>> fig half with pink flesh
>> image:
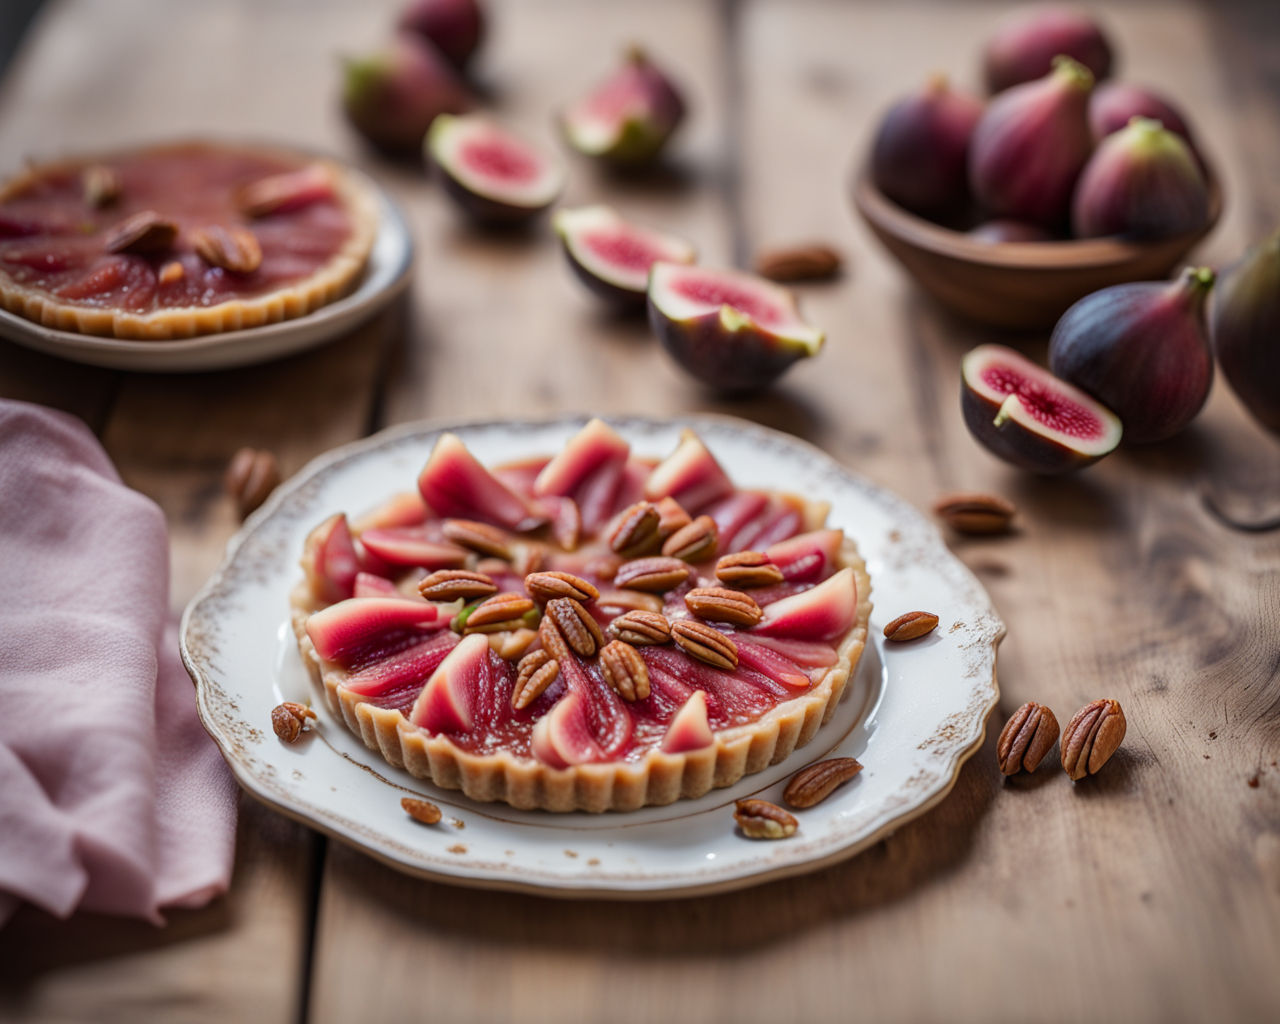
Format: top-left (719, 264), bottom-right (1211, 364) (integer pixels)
top-left (427, 113), bottom-right (566, 226)
top-left (752, 567), bottom-right (857, 642)
top-left (553, 206), bottom-right (694, 308)
top-left (307, 597), bottom-right (448, 664)
top-left (962, 344), bottom-right (1122, 472)
top-left (418, 432), bottom-right (546, 531)
top-left (562, 46), bottom-right (686, 166)
top-left (642, 428), bottom-right (734, 513)
top-left (648, 262), bottom-right (824, 392)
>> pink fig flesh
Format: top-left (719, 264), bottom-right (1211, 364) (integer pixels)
top-left (398, 0), bottom-right (484, 70)
top-left (531, 692), bottom-right (604, 767)
top-left (744, 634), bottom-right (839, 669)
top-left (562, 46), bottom-right (686, 165)
top-left (359, 526), bottom-right (470, 569)
top-left (307, 597), bottom-right (448, 664)
top-left (302, 513), bottom-right (360, 603)
top-left (703, 490), bottom-right (769, 555)
top-left (729, 497), bottom-right (802, 553)
top-left (418, 432), bottom-right (545, 531)
top-left (659, 690), bottom-right (713, 753)
top-left (1210, 229), bottom-right (1280, 435)
top-left (352, 572), bottom-right (403, 598)
top-left (553, 206), bottom-right (695, 307)
top-left (728, 636), bottom-right (811, 691)
top-left (344, 630), bottom-right (459, 700)
top-left (765, 529), bottom-right (844, 582)
top-left (983, 5), bottom-right (1113, 94)
top-left (752, 567), bottom-right (857, 642)
top-left (534, 418), bottom-right (630, 533)
top-left (643, 428), bottom-right (735, 513)
top-left (410, 632), bottom-right (491, 733)
top-left (350, 491), bottom-right (429, 534)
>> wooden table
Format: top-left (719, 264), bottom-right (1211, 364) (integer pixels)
top-left (2, 1), bottom-right (1278, 1020)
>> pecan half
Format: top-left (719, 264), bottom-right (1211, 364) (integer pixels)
top-left (545, 597), bottom-right (604, 657)
top-left (442, 519), bottom-right (512, 560)
top-left (672, 620), bottom-right (738, 669)
top-left (997, 701), bottom-right (1061, 775)
top-left (419, 569), bottom-right (497, 601)
top-left (715, 550), bottom-right (784, 588)
top-left (608, 610), bottom-right (672, 646)
top-left (498, 627), bottom-right (538, 661)
top-left (192, 224), bottom-right (263, 273)
top-left (609, 501), bottom-right (661, 558)
top-left (595, 588), bottom-right (665, 614)
top-left (783, 758), bottom-right (864, 808)
top-left (614, 556), bottom-right (691, 593)
top-left (662, 515), bottom-right (718, 562)
top-left (82, 164), bottom-right (121, 208)
top-left (883, 610), bottom-right (940, 642)
top-left (685, 586), bottom-right (764, 628)
top-left (513, 650), bottom-right (559, 709)
top-left (1061, 699), bottom-right (1126, 781)
top-left (655, 496), bottom-right (692, 540)
top-left (464, 592), bottom-right (536, 631)
top-left (933, 492), bottom-right (1017, 535)
top-left (538, 614), bottom-right (571, 662)
top-left (271, 702), bottom-right (315, 743)
top-left (103, 210), bottom-right (178, 254)
top-left (525, 570), bottom-right (599, 604)
top-left (734, 799), bottom-right (798, 839)
top-left (224, 446), bottom-right (280, 520)
top-left (599, 640), bottom-right (650, 702)
top-left (401, 797), bottom-right (442, 825)
top-left (755, 242), bottom-right (842, 282)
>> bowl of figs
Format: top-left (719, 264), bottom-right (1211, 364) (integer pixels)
top-left (852, 5), bottom-right (1221, 330)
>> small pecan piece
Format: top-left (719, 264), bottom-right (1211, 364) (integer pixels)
top-left (685, 586), bottom-right (764, 628)
top-left (465, 592), bottom-right (536, 631)
top-left (933, 492), bottom-right (1017, 535)
top-left (1061, 699), bottom-right (1126, 781)
top-left (525, 570), bottom-right (599, 604)
top-left (655, 496), bottom-right (692, 540)
top-left (599, 640), bottom-right (650, 702)
top-left (192, 224), bottom-right (263, 273)
top-left (883, 610), bottom-right (940, 642)
top-left (224, 446), bottom-right (281, 520)
top-left (442, 519), bottom-right (512, 560)
top-left (755, 242), bottom-right (842, 282)
top-left (672, 620), bottom-right (738, 669)
top-left (401, 797), bottom-right (442, 825)
top-left (715, 550), bottom-right (784, 588)
top-left (614, 556), bottom-right (691, 593)
top-left (419, 569), bottom-right (497, 601)
top-left (662, 515), bottom-right (718, 562)
top-left (545, 597), bottom-right (604, 657)
top-left (784, 757), bottom-right (864, 808)
top-left (158, 260), bottom-right (185, 285)
top-left (734, 799), bottom-right (798, 839)
top-left (609, 501), bottom-right (662, 558)
top-left (103, 210), bottom-right (178, 254)
top-left (271, 702), bottom-right (315, 743)
top-left (608, 610), bottom-right (672, 646)
top-left (498, 627), bottom-right (538, 661)
top-left (82, 164), bottom-right (121, 208)
top-left (513, 649), bottom-right (559, 709)
top-left (997, 701), bottom-right (1061, 775)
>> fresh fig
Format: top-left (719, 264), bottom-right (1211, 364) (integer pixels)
top-left (562, 46), bottom-right (686, 166)
top-left (659, 690), bottom-right (713, 753)
top-left (418, 432), bottom-right (546, 531)
top-left (642, 428), bottom-right (734, 514)
top-left (968, 56), bottom-right (1095, 229)
top-left (962, 344), bottom-right (1122, 472)
top-left (1089, 81), bottom-right (1193, 149)
top-left (553, 205), bottom-right (695, 308)
top-left (1048, 268), bottom-right (1215, 443)
top-left (534, 417), bottom-right (630, 534)
top-left (1210, 229), bottom-right (1280, 434)
top-left (647, 262), bottom-right (824, 392)
top-left (427, 114), bottom-right (566, 226)
top-left (301, 513), bottom-right (360, 603)
top-left (399, 0), bottom-right (484, 71)
top-left (983, 5), bottom-right (1113, 94)
top-left (871, 75), bottom-right (984, 219)
top-left (1071, 117), bottom-right (1208, 240)
top-left (343, 34), bottom-right (476, 155)
top-left (967, 220), bottom-right (1057, 243)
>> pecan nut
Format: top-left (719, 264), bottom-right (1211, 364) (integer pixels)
top-left (883, 610), bottom-right (940, 642)
top-left (783, 757), bottom-right (864, 808)
top-left (538, 614), bottom-right (571, 662)
top-left (595, 589), bottom-right (665, 614)
top-left (419, 569), bottom-right (498, 601)
top-left (103, 210), bottom-right (178, 254)
top-left (192, 224), bottom-right (263, 273)
top-left (525, 570), bottom-right (599, 604)
top-left (513, 649), bottom-right (559, 709)
top-left (614, 556), bottom-right (691, 593)
top-left (497, 627), bottom-right (538, 661)
top-left (224, 446), bottom-right (280, 520)
top-left (271, 702), bottom-right (316, 743)
top-left (599, 640), bottom-right (650, 702)
top-left (1061, 699), bottom-right (1126, 781)
top-left (82, 164), bottom-right (121, 208)
top-left (733, 799), bottom-right (798, 839)
top-left (607, 610), bottom-right (672, 646)
top-left (442, 519), bottom-right (512, 560)
top-left (685, 586), bottom-right (763, 628)
top-left (545, 597), bottom-right (605, 657)
top-left (662, 515), bottom-right (718, 562)
top-left (755, 242), bottom-right (842, 282)
top-left (401, 797), bottom-right (442, 825)
top-left (671, 620), bottom-right (738, 669)
top-left (715, 551), bottom-right (784, 588)
top-left (933, 492), bottom-right (1017, 535)
top-left (464, 592), bottom-right (536, 632)
top-left (609, 501), bottom-right (661, 558)
top-left (655, 496), bottom-right (692, 540)
top-left (996, 701), bottom-right (1061, 775)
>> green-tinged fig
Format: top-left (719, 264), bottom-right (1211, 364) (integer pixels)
top-left (983, 5), bottom-right (1114, 94)
top-left (427, 113), bottom-right (566, 225)
top-left (553, 205), bottom-right (695, 308)
top-left (969, 56), bottom-right (1095, 229)
top-left (962, 344), bottom-right (1122, 473)
top-left (871, 75), bottom-right (984, 219)
top-left (562, 46), bottom-right (686, 165)
top-left (1089, 81), bottom-right (1194, 150)
top-left (1072, 117), bottom-right (1208, 240)
top-left (1210, 229), bottom-right (1280, 434)
top-left (1049, 267), bottom-right (1215, 443)
top-left (399, 0), bottom-right (485, 71)
top-left (967, 219), bottom-right (1057, 243)
top-left (647, 262), bottom-right (823, 393)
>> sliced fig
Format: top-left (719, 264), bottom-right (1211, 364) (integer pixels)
top-left (644, 648), bottom-right (781, 724)
top-left (765, 529), bottom-right (843, 583)
top-left (343, 630), bottom-right (459, 699)
top-left (659, 690), bottom-right (713, 753)
top-left (729, 636), bottom-right (811, 691)
top-left (643, 428), bottom-right (735, 514)
top-left (962, 344), bottom-right (1122, 471)
top-left (1210, 229), bottom-right (1280, 435)
top-left (533, 418), bottom-right (630, 534)
top-left (648, 262), bottom-right (824, 392)
top-left (702, 491), bottom-right (769, 555)
top-left (744, 634), bottom-right (839, 669)
top-left (553, 206), bottom-right (695, 308)
top-left (410, 632), bottom-right (491, 733)
top-left (562, 46), bottom-right (686, 165)
top-left (752, 567), bottom-right (857, 642)
top-left (353, 572), bottom-right (403, 598)
top-left (418, 432), bottom-right (545, 531)
top-left (427, 113), bottom-right (566, 226)
top-left (983, 5), bottom-right (1113, 94)
top-left (359, 526), bottom-right (469, 569)
top-left (301, 513), bottom-right (360, 603)
top-left (734, 499), bottom-right (802, 551)
top-left (398, 0), bottom-right (485, 71)
top-left (531, 692), bottom-right (604, 767)
top-left (307, 597), bottom-right (448, 664)
top-left (350, 492), bottom-right (429, 534)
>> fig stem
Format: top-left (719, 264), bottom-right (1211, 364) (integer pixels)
top-left (992, 394), bottom-right (1019, 429)
top-left (1051, 54), bottom-right (1095, 91)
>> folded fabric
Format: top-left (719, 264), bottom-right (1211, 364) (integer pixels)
top-left (0, 399), bottom-right (237, 927)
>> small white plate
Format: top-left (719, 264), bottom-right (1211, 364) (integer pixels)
top-left (0, 170), bottom-right (412, 373)
top-left (181, 416), bottom-right (1003, 898)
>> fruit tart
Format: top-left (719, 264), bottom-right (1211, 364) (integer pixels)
top-left (290, 420), bottom-right (872, 812)
top-left (0, 142), bottom-right (378, 339)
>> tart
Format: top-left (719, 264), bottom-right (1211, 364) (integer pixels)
top-left (290, 420), bottom-right (871, 812)
top-left (0, 142), bottom-right (379, 339)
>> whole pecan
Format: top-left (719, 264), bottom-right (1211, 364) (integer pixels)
top-left (599, 640), bottom-right (650, 702)
top-left (933, 492), bottom-right (1017, 535)
top-left (685, 587), bottom-right (763, 628)
top-left (82, 164), bottom-right (121, 208)
top-left (655, 496), bottom-right (692, 540)
top-left (401, 797), bottom-right (442, 825)
top-left (608, 610), bottom-right (672, 646)
top-left (755, 243), bottom-right (842, 282)
top-left (672, 620), bottom-right (737, 669)
top-left (609, 501), bottom-right (662, 558)
top-left (192, 224), bottom-right (263, 273)
top-left (271, 702), bottom-right (316, 743)
top-left (783, 758), bottom-right (863, 808)
top-left (419, 569), bottom-right (497, 602)
top-left (733, 799), bottom-right (798, 839)
top-left (224, 446), bottom-right (281, 520)
top-left (996, 701), bottom-right (1060, 775)
top-left (715, 551), bottom-right (784, 588)
top-left (513, 649), bottom-right (559, 709)
top-left (883, 610), bottom-right (940, 642)
top-left (104, 210), bottom-right (178, 254)
top-left (464, 592), bottom-right (536, 632)
top-left (1061, 699), bottom-right (1126, 781)
top-left (614, 556), bottom-right (691, 592)
top-left (525, 570), bottom-right (598, 604)
top-left (442, 519), bottom-right (512, 560)
top-left (662, 515), bottom-right (718, 562)
top-left (545, 597), bottom-right (604, 657)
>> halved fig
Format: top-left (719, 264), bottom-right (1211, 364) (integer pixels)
top-left (553, 206), bottom-right (694, 308)
top-left (962, 344), bottom-right (1122, 473)
top-left (753, 567), bottom-right (857, 642)
top-left (648, 262), bottom-right (824, 392)
top-left (562, 46), bottom-right (686, 166)
top-left (418, 432), bottom-right (546, 531)
top-left (359, 526), bottom-right (469, 569)
top-left (765, 529), bottom-right (844, 583)
top-left (307, 597), bottom-right (448, 664)
top-left (659, 690), bottom-right (713, 753)
top-left (534, 418), bottom-right (630, 534)
top-left (427, 113), bottom-right (566, 226)
top-left (410, 632), bottom-right (491, 733)
top-left (301, 513), bottom-right (360, 603)
top-left (350, 492), bottom-right (429, 534)
top-left (643, 428), bottom-right (734, 513)
top-left (531, 691), bottom-right (605, 767)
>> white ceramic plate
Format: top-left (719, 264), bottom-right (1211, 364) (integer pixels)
top-left (0, 170), bottom-right (412, 372)
top-left (181, 416), bottom-right (1003, 898)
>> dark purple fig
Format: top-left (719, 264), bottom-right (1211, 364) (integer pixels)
top-left (962, 344), bottom-right (1122, 473)
top-left (870, 75), bottom-right (984, 219)
top-left (1072, 117), bottom-right (1208, 240)
top-left (427, 113), bottom-right (566, 226)
top-left (399, 0), bottom-right (485, 71)
top-left (1209, 229), bottom-right (1280, 434)
top-left (983, 5), bottom-right (1114, 94)
top-left (553, 205), bottom-right (695, 308)
top-left (1089, 81), bottom-right (1193, 149)
top-left (969, 56), bottom-right (1095, 229)
top-left (343, 34), bottom-right (476, 155)
top-left (967, 219), bottom-right (1057, 243)
top-left (647, 262), bottom-right (824, 393)
top-left (1049, 267), bottom-right (1215, 443)
top-left (562, 46), bottom-right (686, 166)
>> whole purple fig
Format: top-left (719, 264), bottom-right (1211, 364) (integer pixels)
top-left (399, 0), bottom-right (485, 71)
top-left (983, 5), bottom-right (1113, 94)
top-left (871, 75), bottom-right (984, 219)
top-left (969, 56), bottom-right (1095, 229)
top-left (1089, 81), bottom-right (1193, 148)
top-left (1049, 267), bottom-right (1215, 443)
top-left (1072, 117), bottom-right (1208, 240)
top-left (1210, 229), bottom-right (1280, 434)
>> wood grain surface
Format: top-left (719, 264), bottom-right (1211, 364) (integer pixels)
top-left (0, 1), bottom-right (1277, 1022)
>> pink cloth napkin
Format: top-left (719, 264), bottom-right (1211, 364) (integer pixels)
top-left (0, 399), bottom-right (237, 927)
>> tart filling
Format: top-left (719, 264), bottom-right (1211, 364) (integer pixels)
top-left (290, 421), bottom-right (871, 812)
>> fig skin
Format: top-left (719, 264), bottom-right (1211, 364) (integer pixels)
top-left (1072, 117), bottom-right (1208, 240)
top-left (967, 219), bottom-right (1057, 243)
top-left (871, 75), bottom-right (984, 219)
top-left (1210, 229), bottom-right (1280, 435)
top-left (968, 56), bottom-right (1096, 229)
top-left (1089, 81), bottom-right (1194, 149)
top-left (563, 46), bottom-right (687, 166)
top-left (399, 0), bottom-right (485, 71)
top-left (1049, 267), bottom-right (1216, 443)
top-left (983, 4), bottom-right (1114, 94)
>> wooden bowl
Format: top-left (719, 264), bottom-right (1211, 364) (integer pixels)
top-left (852, 168), bottom-right (1223, 330)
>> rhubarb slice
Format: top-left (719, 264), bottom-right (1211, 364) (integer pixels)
top-left (343, 630), bottom-right (460, 699)
top-left (359, 526), bottom-right (469, 569)
top-left (350, 492), bottom-right (429, 534)
top-left (766, 529), bottom-right (844, 582)
top-left (418, 433), bottom-right (545, 531)
top-left (643, 429), bottom-right (734, 513)
top-left (531, 692), bottom-right (605, 767)
top-left (660, 690), bottom-right (713, 753)
top-left (410, 633), bottom-right (491, 733)
top-left (306, 597), bottom-right (449, 664)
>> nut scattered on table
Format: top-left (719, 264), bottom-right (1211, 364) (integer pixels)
top-left (271, 702), bottom-right (315, 743)
top-left (933, 492), bottom-right (1017, 535)
top-left (883, 610), bottom-right (940, 642)
top-left (401, 797), bottom-right (443, 825)
top-left (225, 446), bottom-right (281, 520)
top-left (1061, 699), bottom-right (1127, 781)
top-left (734, 799), bottom-right (799, 839)
top-left (755, 243), bottom-right (843, 282)
top-left (996, 701), bottom-right (1060, 775)
top-left (784, 757), bottom-right (864, 808)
